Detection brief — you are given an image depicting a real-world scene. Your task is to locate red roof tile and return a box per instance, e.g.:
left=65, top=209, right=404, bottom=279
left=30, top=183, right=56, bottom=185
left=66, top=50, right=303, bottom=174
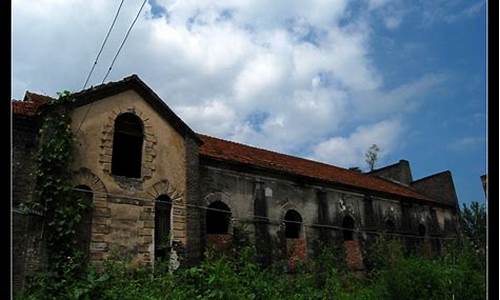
left=198, top=134, right=434, bottom=202
left=12, top=92, right=53, bottom=116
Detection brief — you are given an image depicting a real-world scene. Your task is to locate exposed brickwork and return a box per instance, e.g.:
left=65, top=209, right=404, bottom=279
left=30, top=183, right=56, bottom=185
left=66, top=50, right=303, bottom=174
left=206, top=234, right=232, bottom=252
left=286, top=239, right=307, bottom=271
left=344, top=240, right=364, bottom=271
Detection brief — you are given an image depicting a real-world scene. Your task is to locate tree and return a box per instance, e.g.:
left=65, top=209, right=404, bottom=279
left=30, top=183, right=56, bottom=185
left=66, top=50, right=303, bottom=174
left=365, top=144, right=380, bottom=171
left=459, top=201, right=486, bottom=255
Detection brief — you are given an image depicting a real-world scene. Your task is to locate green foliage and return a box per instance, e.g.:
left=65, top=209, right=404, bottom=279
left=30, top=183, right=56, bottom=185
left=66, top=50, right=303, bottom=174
left=18, top=240, right=486, bottom=300
left=459, top=201, right=486, bottom=256
left=22, top=91, right=92, bottom=279
left=362, top=235, right=404, bottom=274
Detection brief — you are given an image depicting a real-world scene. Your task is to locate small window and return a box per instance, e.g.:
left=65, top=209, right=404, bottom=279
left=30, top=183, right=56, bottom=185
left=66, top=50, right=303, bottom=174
left=111, top=113, right=143, bottom=178
left=284, top=210, right=302, bottom=239
left=342, top=216, right=355, bottom=241
left=206, top=201, right=231, bottom=234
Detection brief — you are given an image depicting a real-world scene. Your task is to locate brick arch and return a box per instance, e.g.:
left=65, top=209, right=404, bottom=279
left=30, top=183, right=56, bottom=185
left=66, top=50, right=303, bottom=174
left=99, top=107, right=158, bottom=182
left=146, top=180, right=183, bottom=203
left=147, top=180, right=185, bottom=250
left=204, top=192, right=234, bottom=215
left=72, top=168, right=107, bottom=203
left=72, top=168, right=109, bottom=264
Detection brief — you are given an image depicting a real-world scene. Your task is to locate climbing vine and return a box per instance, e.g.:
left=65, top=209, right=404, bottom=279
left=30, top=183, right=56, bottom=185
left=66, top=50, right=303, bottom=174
left=28, top=91, right=92, bottom=276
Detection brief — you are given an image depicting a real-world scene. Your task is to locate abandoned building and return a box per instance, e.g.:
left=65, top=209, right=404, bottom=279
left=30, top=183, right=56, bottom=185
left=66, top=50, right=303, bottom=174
left=13, top=74, right=460, bottom=290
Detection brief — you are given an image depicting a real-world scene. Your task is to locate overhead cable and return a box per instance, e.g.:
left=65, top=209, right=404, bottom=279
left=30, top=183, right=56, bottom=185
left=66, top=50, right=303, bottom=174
left=82, top=0, right=126, bottom=90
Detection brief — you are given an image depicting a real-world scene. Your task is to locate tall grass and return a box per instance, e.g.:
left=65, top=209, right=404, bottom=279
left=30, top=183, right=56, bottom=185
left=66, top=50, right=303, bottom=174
left=17, top=237, right=486, bottom=300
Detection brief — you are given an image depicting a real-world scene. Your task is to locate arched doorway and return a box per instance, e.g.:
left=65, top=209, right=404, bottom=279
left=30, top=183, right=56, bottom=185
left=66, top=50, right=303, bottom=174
left=155, top=195, right=172, bottom=261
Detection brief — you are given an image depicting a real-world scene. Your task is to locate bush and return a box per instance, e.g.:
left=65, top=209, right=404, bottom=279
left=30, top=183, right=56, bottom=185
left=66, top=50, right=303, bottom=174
left=17, top=240, right=486, bottom=300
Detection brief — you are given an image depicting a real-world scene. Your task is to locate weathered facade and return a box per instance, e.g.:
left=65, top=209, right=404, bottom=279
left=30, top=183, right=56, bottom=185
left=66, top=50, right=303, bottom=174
left=12, top=75, right=460, bottom=291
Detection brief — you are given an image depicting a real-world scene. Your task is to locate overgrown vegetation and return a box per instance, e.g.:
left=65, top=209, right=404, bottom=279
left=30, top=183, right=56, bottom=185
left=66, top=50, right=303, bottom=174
left=18, top=233, right=486, bottom=300
left=20, top=91, right=92, bottom=289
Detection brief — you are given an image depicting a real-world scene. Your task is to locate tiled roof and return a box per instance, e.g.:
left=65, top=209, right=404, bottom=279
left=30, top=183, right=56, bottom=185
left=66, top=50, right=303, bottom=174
left=198, top=134, right=434, bottom=202
left=12, top=91, right=53, bottom=116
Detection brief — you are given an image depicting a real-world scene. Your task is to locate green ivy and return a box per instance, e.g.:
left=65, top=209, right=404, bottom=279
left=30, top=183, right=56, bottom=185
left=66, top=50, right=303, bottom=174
left=27, top=91, right=92, bottom=278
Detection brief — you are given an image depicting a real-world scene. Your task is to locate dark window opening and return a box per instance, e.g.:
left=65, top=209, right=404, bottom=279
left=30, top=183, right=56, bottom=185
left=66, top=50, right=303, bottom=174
left=342, top=216, right=355, bottom=241
left=418, top=224, right=426, bottom=236
left=74, top=185, right=93, bottom=259
left=284, top=210, right=302, bottom=239
left=111, top=113, right=143, bottom=178
left=206, top=201, right=231, bottom=234
left=155, top=195, right=172, bottom=261
left=385, top=219, right=395, bottom=232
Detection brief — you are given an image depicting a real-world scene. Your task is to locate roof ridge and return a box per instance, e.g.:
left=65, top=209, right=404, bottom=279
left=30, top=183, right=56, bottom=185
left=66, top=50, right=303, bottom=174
left=197, top=133, right=364, bottom=175
left=197, top=133, right=432, bottom=202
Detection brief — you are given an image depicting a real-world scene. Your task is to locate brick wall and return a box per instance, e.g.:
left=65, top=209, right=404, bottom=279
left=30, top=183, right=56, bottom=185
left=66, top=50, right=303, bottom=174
left=206, top=234, right=232, bottom=252
left=344, top=240, right=364, bottom=271
left=286, top=238, right=307, bottom=271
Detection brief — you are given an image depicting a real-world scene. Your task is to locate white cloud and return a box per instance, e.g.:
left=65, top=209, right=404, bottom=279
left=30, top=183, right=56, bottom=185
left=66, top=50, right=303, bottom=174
left=13, top=0, right=444, bottom=164
left=310, top=118, right=404, bottom=168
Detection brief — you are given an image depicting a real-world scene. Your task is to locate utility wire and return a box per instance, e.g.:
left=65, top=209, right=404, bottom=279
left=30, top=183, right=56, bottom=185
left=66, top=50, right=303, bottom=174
left=101, top=0, right=147, bottom=84
left=68, top=187, right=458, bottom=241
left=76, top=0, right=146, bottom=135
left=82, top=0, right=126, bottom=90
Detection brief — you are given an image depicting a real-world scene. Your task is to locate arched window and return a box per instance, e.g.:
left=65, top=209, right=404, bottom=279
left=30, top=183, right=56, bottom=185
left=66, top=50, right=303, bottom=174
left=155, top=195, right=172, bottom=261
left=342, top=216, right=355, bottom=241
left=111, top=113, right=144, bottom=178
left=206, top=201, right=231, bottom=234
left=284, top=210, right=302, bottom=239
left=418, top=224, right=426, bottom=237
left=74, top=185, right=93, bottom=259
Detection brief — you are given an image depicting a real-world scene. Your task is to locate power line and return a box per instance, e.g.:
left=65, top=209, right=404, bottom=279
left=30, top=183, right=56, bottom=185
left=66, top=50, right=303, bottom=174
left=68, top=187, right=458, bottom=241
left=82, top=0, right=126, bottom=90
left=75, top=0, right=147, bottom=135
left=101, top=0, right=147, bottom=84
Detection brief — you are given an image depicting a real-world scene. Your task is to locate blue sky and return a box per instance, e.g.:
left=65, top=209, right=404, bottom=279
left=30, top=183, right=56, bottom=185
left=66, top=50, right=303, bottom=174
left=12, top=0, right=486, bottom=205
